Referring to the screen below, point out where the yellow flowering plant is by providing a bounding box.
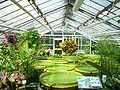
[59,40,77,55]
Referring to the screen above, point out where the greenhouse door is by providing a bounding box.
[53,38,63,55]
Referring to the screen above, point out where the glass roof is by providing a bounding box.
[0,0,120,42]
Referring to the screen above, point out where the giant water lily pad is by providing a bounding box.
[40,71,82,88]
[53,60,68,64]
[75,66,98,75]
[31,60,54,69]
[45,65,75,72]
[76,66,97,71]
[84,54,100,61]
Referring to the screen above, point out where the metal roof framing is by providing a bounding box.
[0,0,120,43]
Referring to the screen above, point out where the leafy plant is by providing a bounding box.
[92,39,120,75]
[23,28,40,49]
[96,39,120,63]
[86,61,120,90]
[86,39,120,89]
[0,29,43,87]
[1,71,24,88]
[59,40,77,55]
[86,61,112,77]
[83,45,90,54]
[91,43,98,54]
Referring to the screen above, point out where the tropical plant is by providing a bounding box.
[86,61,112,77]
[86,61,120,90]
[1,71,24,89]
[92,39,120,74]
[86,39,120,89]
[59,40,77,55]
[91,43,98,54]
[0,29,43,88]
[23,28,40,49]
[83,45,90,54]
[96,39,120,63]
[0,33,19,72]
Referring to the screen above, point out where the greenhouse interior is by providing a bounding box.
[0,0,120,90]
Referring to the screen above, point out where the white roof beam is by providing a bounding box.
[77,13,120,32]
[10,0,52,32]
[0,23,24,31]
[94,31,120,37]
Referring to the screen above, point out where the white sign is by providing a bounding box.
[77,76,102,89]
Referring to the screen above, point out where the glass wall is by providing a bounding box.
[43,31,91,55]
[44,36,53,49]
